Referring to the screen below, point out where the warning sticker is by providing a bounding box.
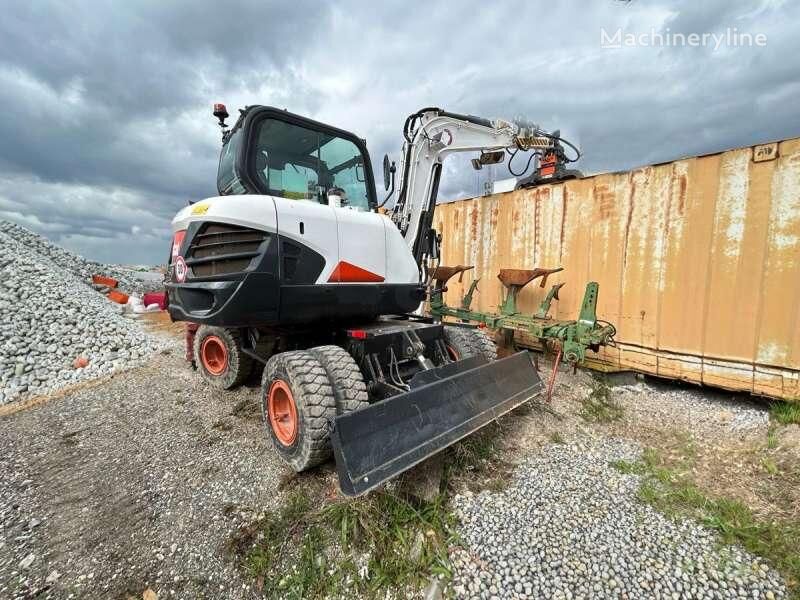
[191,202,210,216]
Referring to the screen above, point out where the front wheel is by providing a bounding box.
[310,345,369,415]
[260,351,337,471]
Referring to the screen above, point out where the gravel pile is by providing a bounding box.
[0,221,160,296]
[450,438,787,599]
[0,222,163,405]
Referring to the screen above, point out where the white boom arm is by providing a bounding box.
[390,109,554,260]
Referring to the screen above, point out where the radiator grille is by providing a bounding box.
[186,222,268,277]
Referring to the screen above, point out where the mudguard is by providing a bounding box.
[330,351,544,496]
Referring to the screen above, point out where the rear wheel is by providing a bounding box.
[310,345,369,415]
[194,326,253,389]
[443,325,498,362]
[261,351,337,471]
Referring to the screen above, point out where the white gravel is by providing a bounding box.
[0,220,164,405]
[609,378,772,437]
[450,437,787,600]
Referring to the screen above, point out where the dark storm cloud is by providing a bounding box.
[0,0,798,263]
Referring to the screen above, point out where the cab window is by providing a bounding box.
[251,117,372,210]
[217,127,246,195]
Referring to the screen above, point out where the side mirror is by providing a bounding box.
[382,154,396,191]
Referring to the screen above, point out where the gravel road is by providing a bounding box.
[0,336,283,599]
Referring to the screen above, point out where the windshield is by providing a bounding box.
[251,118,372,210]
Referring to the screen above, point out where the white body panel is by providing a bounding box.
[383,215,420,282]
[274,196,340,282]
[172,195,419,285]
[332,205,385,281]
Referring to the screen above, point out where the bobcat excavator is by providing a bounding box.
[166,105,578,496]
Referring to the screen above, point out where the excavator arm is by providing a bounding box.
[389,108,556,267]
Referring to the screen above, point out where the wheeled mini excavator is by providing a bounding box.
[167,105,597,496]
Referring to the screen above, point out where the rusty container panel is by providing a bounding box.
[434,137,800,402]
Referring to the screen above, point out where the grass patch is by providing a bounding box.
[770,401,800,425]
[231,486,455,598]
[611,448,800,594]
[767,426,779,449]
[549,431,565,444]
[579,375,624,423]
[761,457,780,476]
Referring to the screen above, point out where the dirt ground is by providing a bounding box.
[1,321,798,599]
[0,327,291,599]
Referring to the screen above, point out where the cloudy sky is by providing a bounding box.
[0,0,798,264]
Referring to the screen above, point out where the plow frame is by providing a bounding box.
[428,266,616,364]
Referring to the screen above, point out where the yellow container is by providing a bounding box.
[435,138,800,401]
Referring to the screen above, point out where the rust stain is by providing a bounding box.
[558,187,567,263]
[469,205,478,242]
[594,182,616,220]
[621,173,637,268]
[662,167,675,242]
[678,173,688,215]
[533,192,541,265]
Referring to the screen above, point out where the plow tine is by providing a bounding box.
[330,351,544,497]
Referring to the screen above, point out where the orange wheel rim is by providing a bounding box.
[446,344,460,361]
[268,380,298,446]
[200,336,228,376]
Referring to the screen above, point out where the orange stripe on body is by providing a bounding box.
[328,261,385,283]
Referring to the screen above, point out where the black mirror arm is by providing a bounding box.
[377,166,396,208]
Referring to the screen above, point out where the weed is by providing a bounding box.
[770,402,800,426]
[620,448,800,594]
[610,459,647,475]
[549,431,565,444]
[761,457,779,476]
[767,426,779,449]
[579,376,624,423]
[232,487,455,599]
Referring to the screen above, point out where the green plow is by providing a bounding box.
[428,265,616,364]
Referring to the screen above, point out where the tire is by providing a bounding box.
[310,345,369,415]
[194,326,253,390]
[443,325,498,362]
[260,350,337,471]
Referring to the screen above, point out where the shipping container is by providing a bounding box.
[435,138,800,401]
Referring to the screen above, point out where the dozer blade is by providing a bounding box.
[330,351,544,497]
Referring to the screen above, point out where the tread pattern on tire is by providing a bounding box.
[261,350,337,471]
[310,345,369,415]
[194,326,253,390]
[443,326,498,362]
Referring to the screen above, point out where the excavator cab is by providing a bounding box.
[216,105,377,212]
